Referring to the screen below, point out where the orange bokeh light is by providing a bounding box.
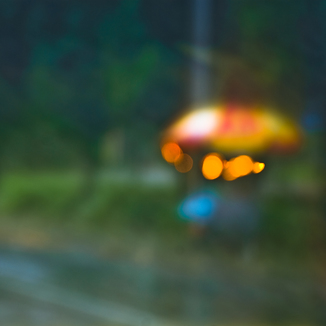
[228,155,254,177]
[253,162,265,173]
[202,154,223,180]
[174,153,193,173]
[161,142,182,163]
[223,156,265,180]
[222,168,238,181]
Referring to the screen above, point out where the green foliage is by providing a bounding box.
[0,171,321,256]
[97,0,145,50]
[102,44,161,113]
[0,172,182,235]
[260,195,316,256]
[227,0,305,113]
[234,0,304,42]
[2,126,85,170]
[27,65,75,111]
[0,173,82,217]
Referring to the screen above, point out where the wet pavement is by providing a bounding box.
[0,245,324,325]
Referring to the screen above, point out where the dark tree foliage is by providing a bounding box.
[0,1,32,85]
[140,0,229,48]
[0,0,122,169]
[0,0,324,172]
[300,0,326,127]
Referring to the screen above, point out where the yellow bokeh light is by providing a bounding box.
[174,153,193,173]
[228,155,254,178]
[253,162,265,173]
[202,154,223,180]
[161,142,182,163]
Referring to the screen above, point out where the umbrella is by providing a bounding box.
[161,104,302,180]
[162,104,302,154]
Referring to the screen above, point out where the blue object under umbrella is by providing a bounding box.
[178,190,220,225]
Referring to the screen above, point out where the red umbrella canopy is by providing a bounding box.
[162,104,302,154]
